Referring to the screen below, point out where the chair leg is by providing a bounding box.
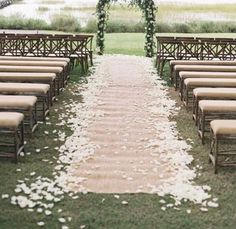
[192,95,196,120]
[197,110,205,144]
[13,121,24,163]
[14,130,18,163]
[201,113,206,145]
[209,129,214,163]
[175,71,180,90]
[159,60,167,77]
[214,137,219,174]
[186,88,189,107]
[183,85,188,104]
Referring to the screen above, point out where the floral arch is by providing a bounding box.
[96,0,157,57]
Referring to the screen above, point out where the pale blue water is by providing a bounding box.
[0,0,235,25]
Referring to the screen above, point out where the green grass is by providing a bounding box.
[1,32,236,228]
[103,33,145,56]
[102,33,236,56]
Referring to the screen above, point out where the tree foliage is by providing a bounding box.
[96,0,157,57]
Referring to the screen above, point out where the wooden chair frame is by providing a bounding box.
[197,110,236,144]
[0,120,24,163]
[210,130,236,174]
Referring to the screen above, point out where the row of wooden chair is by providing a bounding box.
[171,59,236,173]
[156,35,236,76]
[0,33,93,73]
[0,56,70,163]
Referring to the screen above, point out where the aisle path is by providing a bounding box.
[7,55,217,215]
[61,55,211,203]
[70,56,174,193]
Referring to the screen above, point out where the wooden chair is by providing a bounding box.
[0,95,38,133]
[182,78,236,107]
[0,65,63,94]
[0,112,24,163]
[173,65,236,90]
[0,83,51,121]
[179,71,236,99]
[170,60,236,89]
[210,120,236,173]
[0,72,56,99]
[197,100,236,144]
[193,88,236,125]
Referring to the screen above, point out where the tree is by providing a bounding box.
[96,0,157,57]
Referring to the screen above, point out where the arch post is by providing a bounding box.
[96,0,157,57]
[96,0,111,55]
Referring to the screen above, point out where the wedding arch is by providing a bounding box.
[96,0,157,57]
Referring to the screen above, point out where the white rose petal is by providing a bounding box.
[58,218,66,223]
[37,208,43,213]
[161,207,166,211]
[200,207,208,212]
[207,201,219,208]
[2,194,9,199]
[37,222,45,227]
[45,210,52,216]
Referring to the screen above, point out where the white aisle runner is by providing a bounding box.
[58,55,215,206]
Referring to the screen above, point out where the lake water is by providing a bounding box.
[0,0,96,25]
[0,0,236,25]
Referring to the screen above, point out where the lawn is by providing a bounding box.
[103,33,146,56]
[0,33,236,229]
[102,32,236,56]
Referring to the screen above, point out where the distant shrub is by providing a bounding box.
[173,23,193,33]
[1,13,236,34]
[155,22,172,33]
[106,20,145,33]
[199,21,215,33]
[82,19,97,33]
[156,21,236,34]
[50,14,81,32]
[0,14,49,30]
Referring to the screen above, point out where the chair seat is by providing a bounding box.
[0,56,70,63]
[211,120,236,135]
[0,112,24,128]
[199,100,236,112]
[171,60,236,67]
[0,60,67,67]
[0,83,50,94]
[193,88,236,98]
[180,71,236,79]
[185,78,236,87]
[0,72,56,81]
[0,95,37,109]
[0,65,63,73]
[175,65,236,71]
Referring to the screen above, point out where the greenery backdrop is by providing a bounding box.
[96,0,156,57]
